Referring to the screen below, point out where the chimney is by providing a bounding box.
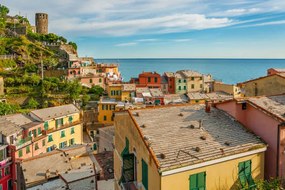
[205,100,211,113]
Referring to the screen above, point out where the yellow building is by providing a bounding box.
[98,98,118,124]
[214,81,241,97]
[114,105,266,190]
[238,73,285,97]
[107,84,122,100]
[121,84,136,102]
[30,104,83,152]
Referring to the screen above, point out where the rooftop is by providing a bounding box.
[270,68,285,72]
[100,97,118,104]
[187,92,233,102]
[247,94,285,122]
[129,105,266,172]
[150,88,164,97]
[122,83,136,91]
[30,104,79,121]
[136,87,150,94]
[178,70,202,77]
[164,72,175,78]
[164,94,189,105]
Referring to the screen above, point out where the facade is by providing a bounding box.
[238,73,285,97]
[114,105,266,190]
[216,95,285,179]
[0,145,13,190]
[107,84,122,101]
[138,72,161,88]
[160,76,168,94]
[178,70,204,93]
[213,81,241,97]
[0,76,4,96]
[149,88,164,105]
[121,84,136,102]
[98,98,117,124]
[35,13,48,34]
[175,72,187,94]
[80,74,105,89]
[164,72,175,94]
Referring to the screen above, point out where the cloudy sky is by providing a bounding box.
[2,0,285,58]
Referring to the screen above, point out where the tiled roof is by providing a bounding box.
[272,68,285,72]
[164,72,175,77]
[136,87,150,94]
[247,95,285,122]
[30,104,80,121]
[149,88,164,97]
[129,105,266,172]
[187,92,233,102]
[177,70,202,77]
[0,114,34,136]
[239,73,285,85]
[164,94,189,104]
[122,84,136,91]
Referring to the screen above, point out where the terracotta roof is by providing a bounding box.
[129,105,266,172]
[164,94,189,104]
[187,92,233,102]
[177,70,202,77]
[150,88,164,97]
[30,104,79,121]
[164,72,175,77]
[247,94,285,122]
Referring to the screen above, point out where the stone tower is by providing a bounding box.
[35,13,48,34]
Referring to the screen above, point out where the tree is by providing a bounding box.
[82,94,90,106]
[0,5,9,29]
[24,63,38,73]
[26,98,39,109]
[89,85,104,95]
[4,77,15,87]
[66,80,82,101]
[0,102,19,115]
[68,41,77,50]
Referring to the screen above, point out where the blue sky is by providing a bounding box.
[2,0,285,58]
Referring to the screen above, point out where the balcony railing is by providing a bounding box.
[42,120,82,135]
[16,136,32,149]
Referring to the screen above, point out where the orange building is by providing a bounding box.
[164,72,175,94]
[138,72,161,88]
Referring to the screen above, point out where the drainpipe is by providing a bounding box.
[278,122,285,179]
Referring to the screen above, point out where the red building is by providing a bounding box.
[138,72,161,88]
[164,72,175,94]
[0,145,13,190]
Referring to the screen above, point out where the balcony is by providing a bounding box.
[43,120,82,135]
[0,157,12,166]
[16,136,32,149]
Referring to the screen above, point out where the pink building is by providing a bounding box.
[0,145,13,190]
[216,95,285,179]
[80,74,105,89]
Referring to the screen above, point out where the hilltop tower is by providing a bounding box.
[35,13,48,34]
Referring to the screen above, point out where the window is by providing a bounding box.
[191,77,194,81]
[42,139,46,146]
[46,146,54,152]
[71,127,75,134]
[179,79,181,83]
[38,128,42,135]
[18,150,23,158]
[169,85,172,89]
[4,167,10,176]
[69,116,73,123]
[142,159,148,190]
[93,143,97,150]
[104,115,107,121]
[33,129,37,137]
[154,77,158,83]
[69,138,75,145]
[60,130,66,138]
[148,77,151,82]
[184,86,186,90]
[189,172,206,190]
[59,141,67,149]
[99,78,102,83]
[44,122,49,130]
[179,86,181,90]
[26,146,30,154]
[200,84,203,89]
[191,84,194,89]
[0,148,6,161]
[0,170,2,178]
[56,118,64,128]
[48,134,53,142]
[184,79,186,83]
[200,77,203,80]
[35,143,39,150]
[89,79,93,83]
[238,160,255,188]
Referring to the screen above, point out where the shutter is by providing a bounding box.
[244,160,251,175]
[142,159,148,190]
[197,172,206,189]
[238,162,247,187]
[190,174,197,190]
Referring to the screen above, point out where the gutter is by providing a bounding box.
[160,146,267,176]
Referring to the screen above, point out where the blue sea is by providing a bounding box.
[95,59,285,84]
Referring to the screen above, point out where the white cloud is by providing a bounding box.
[115,42,137,47]
[240,20,285,28]
[173,39,192,42]
[136,39,158,42]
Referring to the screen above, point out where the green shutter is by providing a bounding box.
[18,150,23,157]
[48,135,53,142]
[238,162,247,188]
[69,116,73,123]
[38,128,42,135]
[142,159,148,190]
[121,138,129,156]
[93,143,97,150]
[197,172,206,189]
[44,122,49,130]
[190,174,197,190]
[71,127,75,134]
